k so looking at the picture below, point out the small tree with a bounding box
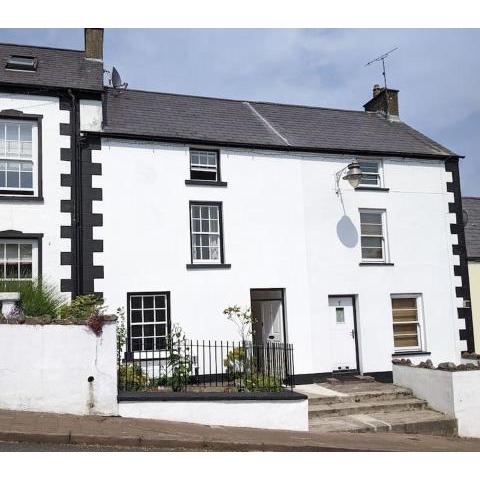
[223,305,257,343]
[116,307,127,364]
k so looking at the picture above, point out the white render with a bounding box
[119,399,309,431]
[0,92,72,297]
[393,364,480,438]
[79,99,102,132]
[0,323,118,416]
[93,138,463,376]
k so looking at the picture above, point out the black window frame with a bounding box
[0,230,43,280]
[187,201,231,270]
[0,111,43,202]
[126,291,172,354]
[185,148,227,187]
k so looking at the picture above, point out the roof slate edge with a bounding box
[88,129,460,160]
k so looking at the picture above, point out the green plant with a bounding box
[245,374,283,392]
[116,307,127,364]
[223,305,257,343]
[0,279,66,317]
[59,294,104,319]
[166,324,193,392]
[117,364,148,391]
[223,347,247,380]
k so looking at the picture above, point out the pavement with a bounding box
[1,409,480,451]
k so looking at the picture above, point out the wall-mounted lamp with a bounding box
[335,160,362,195]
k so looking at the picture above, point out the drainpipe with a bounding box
[67,89,83,297]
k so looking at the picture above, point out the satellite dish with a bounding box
[111,66,128,89]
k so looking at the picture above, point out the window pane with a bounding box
[210,207,218,219]
[192,206,200,218]
[6,263,18,279]
[210,220,218,232]
[392,298,417,309]
[156,310,166,323]
[156,337,167,350]
[359,161,379,173]
[144,338,154,350]
[131,339,142,351]
[131,310,142,323]
[393,323,418,336]
[0,171,5,187]
[360,212,382,224]
[6,171,19,188]
[20,171,33,189]
[360,175,379,185]
[336,307,345,323]
[143,296,154,309]
[143,324,154,337]
[6,124,17,141]
[201,247,209,259]
[144,310,154,322]
[394,335,419,348]
[200,207,209,218]
[190,169,217,181]
[131,325,142,337]
[361,223,382,235]
[20,124,32,142]
[155,295,165,308]
[201,220,209,232]
[131,296,142,309]
[361,237,382,248]
[362,247,383,259]
[156,324,166,336]
[19,244,32,261]
[6,244,18,261]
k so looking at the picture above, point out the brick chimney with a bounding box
[363,84,399,117]
[84,28,104,61]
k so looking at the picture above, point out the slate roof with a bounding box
[0,43,103,91]
[103,88,457,158]
[463,197,480,259]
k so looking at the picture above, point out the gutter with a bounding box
[84,130,463,161]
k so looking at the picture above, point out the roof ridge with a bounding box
[0,41,84,54]
[463,196,480,200]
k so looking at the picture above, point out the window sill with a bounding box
[392,351,431,357]
[355,187,389,192]
[185,180,228,187]
[186,263,231,270]
[0,195,43,202]
[359,262,394,266]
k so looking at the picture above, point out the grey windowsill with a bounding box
[0,195,43,202]
[185,180,228,187]
[392,351,431,357]
[359,262,394,266]
[355,186,390,192]
[186,263,232,270]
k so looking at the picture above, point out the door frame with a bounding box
[250,288,287,344]
[328,294,360,374]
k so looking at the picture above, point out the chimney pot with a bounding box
[84,28,104,61]
[372,84,382,97]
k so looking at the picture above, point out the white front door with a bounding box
[261,300,284,343]
[329,296,357,372]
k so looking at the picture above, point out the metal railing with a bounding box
[118,340,295,393]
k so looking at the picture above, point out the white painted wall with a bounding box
[0,323,118,416]
[0,92,72,297]
[393,364,480,438]
[79,99,102,132]
[95,139,461,376]
[119,399,309,431]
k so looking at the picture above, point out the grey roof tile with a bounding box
[0,43,103,91]
[463,197,480,259]
[103,88,457,157]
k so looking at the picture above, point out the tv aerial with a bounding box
[365,47,398,92]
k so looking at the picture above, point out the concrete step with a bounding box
[309,397,427,419]
[309,409,457,436]
[308,387,413,406]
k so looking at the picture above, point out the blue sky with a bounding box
[1,28,478,196]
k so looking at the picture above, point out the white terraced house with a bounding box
[0,28,474,385]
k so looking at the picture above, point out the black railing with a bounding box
[118,340,295,393]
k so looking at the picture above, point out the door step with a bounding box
[309,410,457,436]
[309,398,427,418]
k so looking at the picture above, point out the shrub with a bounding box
[245,374,283,392]
[59,294,104,319]
[224,347,247,379]
[117,364,148,391]
[0,279,66,317]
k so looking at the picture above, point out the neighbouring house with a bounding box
[463,197,480,352]
[0,28,474,384]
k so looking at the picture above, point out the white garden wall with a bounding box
[393,364,480,438]
[0,322,118,416]
[119,398,309,431]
